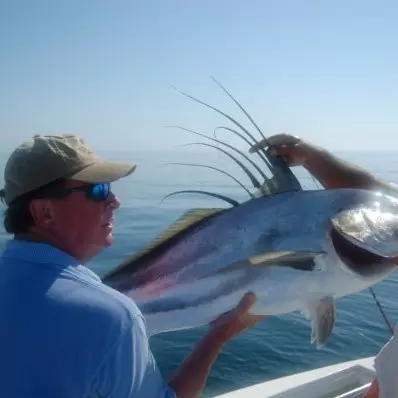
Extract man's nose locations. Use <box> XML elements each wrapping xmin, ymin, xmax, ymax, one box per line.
<box><xmin>107</xmin><ymin>191</ymin><xmax>121</xmax><ymax>209</ymax></box>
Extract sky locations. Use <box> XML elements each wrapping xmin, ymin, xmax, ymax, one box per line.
<box><xmin>0</xmin><ymin>0</ymin><xmax>397</xmax><ymax>152</ymax></box>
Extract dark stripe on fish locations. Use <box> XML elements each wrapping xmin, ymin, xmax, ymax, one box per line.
<box><xmin>138</xmin><ymin>269</ymin><xmax>258</xmax><ymax>315</ymax></box>
<box><xmin>137</xmin><ymin>253</ymin><xmax>319</xmax><ymax>315</ymax></box>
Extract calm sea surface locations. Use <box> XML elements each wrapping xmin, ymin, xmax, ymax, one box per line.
<box><xmin>1</xmin><ymin>148</ymin><xmax>398</xmax><ymax>397</ymax></box>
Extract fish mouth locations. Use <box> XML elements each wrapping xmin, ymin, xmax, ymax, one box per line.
<box><xmin>330</xmin><ymin>207</ymin><xmax>398</xmax><ymax>278</ymax></box>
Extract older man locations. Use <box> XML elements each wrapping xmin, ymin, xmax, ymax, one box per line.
<box><xmin>249</xmin><ymin>133</ymin><xmax>398</xmax><ymax>398</ymax></box>
<box><xmin>0</xmin><ymin>134</ymin><xmax>264</xmax><ymax>398</ymax></box>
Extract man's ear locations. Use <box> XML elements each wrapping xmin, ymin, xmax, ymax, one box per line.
<box><xmin>29</xmin><ymin>199</ymin><xmax>55</xmax><ymax>228</ymax></box>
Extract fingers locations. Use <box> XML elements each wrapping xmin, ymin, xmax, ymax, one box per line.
<box><xmin>267</xmin><ymin>134</ymin><xmax>301</xmax><ymax>148</ymax></box>
<box><xmin>249</xmin><ymin>138</ymin><xmax>268</xmax><ymax>153</ymax></box>
<box><xmin>249</xmin><ymin>134</ymin><xmax>302</xmax><ymax>153</ymax></box>
<box><xmin>236</xmin><ymin>293</ymin><xmax>267</xmax><ymax>326</ymax></box>
<box><xmin>210</xmin><ymin>293</ymin><xmax>256</xmax><ymax>325</ymax></box>
<box><xmin>208</xmin><ymin>293</ymin><xmax>266</xmax><ymax>338</ymax></box>
<box><xmin>235</xmin><ymin>292</ymin><xmax>257</xmax><ymax>314</ymax></box>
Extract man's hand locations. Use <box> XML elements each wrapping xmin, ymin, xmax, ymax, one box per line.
<box><xmin>249</xmin><ymin>133</ymin><xmax>317</xmax><ymax>168</ymax></box>
<box><xmin>208</xmin><ymin>292</ymin><xmax>266</xmax><ymax>342</ymax></box>
<box><xmin>168</xmin><ymin>293</ymin><xmax>266</xmax><ymax>398</ymax></box>
<box><xmin>364</xmin><ymin>378</ymin><xmax>379</xmax><ymax>398</ymax></box>
<box><xmin>249</xmin><ymin>133</ymin><xmax>389</xmax><ymax>192</ymax></box>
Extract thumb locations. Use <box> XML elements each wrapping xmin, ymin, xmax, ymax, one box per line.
<box><xmin>235</xmin><ymin>292</ymin><xmax>257</xmax><ymax>314</ymax></box>
<box><xmin>249</xmin><ymin>138</ymin><xmax>269</xmax><ymax>153</ymax></box>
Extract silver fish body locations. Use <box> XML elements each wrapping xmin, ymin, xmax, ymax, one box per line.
<box><xmin>103</xmin><ymin>80</ymin><xmax>398</xmax><ymax>347</ymax></box>
<box><xmin>104</xmin><ymin>188</ymin><xmax>398</xmax><ymax>346</ymax></box>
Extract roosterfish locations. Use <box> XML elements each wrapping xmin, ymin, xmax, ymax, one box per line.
<box><xmin>102</xmin><ymin>79</ymin><xmax>398</xmax><ymax>348</ymax></box>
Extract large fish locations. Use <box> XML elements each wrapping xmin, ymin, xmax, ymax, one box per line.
<box><xmin>103</xmin><ymin>79</ymin><xmax>398</xmax><ymax>347</ymax></box>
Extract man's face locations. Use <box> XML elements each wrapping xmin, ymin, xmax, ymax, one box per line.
<box><xmin>31</xmin><ymin>179</ymin><xmax>121</xmax><ymax>262</ymax></box>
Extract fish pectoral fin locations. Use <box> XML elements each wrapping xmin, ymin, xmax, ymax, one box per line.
<box><xmin>308</xmin><ymin>297</ymin><xmax>336</xmax><ymax>349</ymax></box>
<box><xmin>248</xmin><ymin>251</ymin><xmax>324</xmax><ymax>272</ymax></box>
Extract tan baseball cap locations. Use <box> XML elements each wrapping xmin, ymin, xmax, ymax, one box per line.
<box><xmin>1</xmin><ymin>134</ymin><xmax>137</xmax><ymax>205</ymax></box>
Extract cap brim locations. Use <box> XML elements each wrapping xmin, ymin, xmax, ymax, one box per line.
<box><xmin>70</xmin><ymin>161</ymin><xmax>137</xmax><ymax>183</ymax></box>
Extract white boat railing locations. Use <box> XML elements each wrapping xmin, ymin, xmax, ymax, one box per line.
<box><xmin>214</xmin><ymin>356</ymin><xmax>376</xmax><ymax>398</ymax></box>
<box><xmin>334</xmin><ymin>383</ymin><xmax>371</xmax><ymax>398</ymax></box>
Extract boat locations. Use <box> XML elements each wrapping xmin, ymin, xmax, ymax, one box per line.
<box><xmin>214</xmin><ymin>356</ymin><xmax>375</xmax><ymax>398</ymax></box>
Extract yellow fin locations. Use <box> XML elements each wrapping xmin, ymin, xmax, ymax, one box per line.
<box><xmin>137</xmin><ymin>208</ymin><xmax>224</xmax><ymax>258</ymax></box>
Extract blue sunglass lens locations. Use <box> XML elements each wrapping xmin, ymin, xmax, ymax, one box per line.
<box><xmin>90</xmin><ymin>183</ymin><xmax>110</xmax><ymax>201</ymax></box>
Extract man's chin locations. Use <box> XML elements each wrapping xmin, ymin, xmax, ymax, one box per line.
<box><xmin>104</xmin><ymin>233</ymin><xmax>114</xmax><ymax>247</ymax></box>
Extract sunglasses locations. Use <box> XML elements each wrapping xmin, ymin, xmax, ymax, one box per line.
<box><xmin>39</xmin><ymin>182</ymin><xmax>112</xmax><ymax>203</ymax></box>
<box><xmin>66</xmin><ymin>183</ymin><xmax>111</xmax><ymax>202</ymax></box>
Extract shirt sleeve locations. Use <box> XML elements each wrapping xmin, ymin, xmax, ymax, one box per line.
<box><xmin>374</xmin><ymin>325</ymin><xmax>398</xmax><ymax>398</ymax></box>
<box><xmin>91</xmin><ymin>314</ymin><xmax>176</xmax><ymax>398</ymax></box>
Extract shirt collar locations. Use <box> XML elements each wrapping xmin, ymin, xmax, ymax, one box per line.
<box><xmin>1</xmin><ymin>239</ymin><xmax>81</xmax><ymax>267</ymax></box>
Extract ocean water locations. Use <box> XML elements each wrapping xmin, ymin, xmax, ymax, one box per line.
<box><xmin>1</xmin><ymin>148</ymin><xmax>398</xmax><ymax>397</ymax></box>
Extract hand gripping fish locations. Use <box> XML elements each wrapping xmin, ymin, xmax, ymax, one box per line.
<box><xmin>102</xmin><ymin>79</ymin><xmax>398</xmax><ymax>348</ymax></box>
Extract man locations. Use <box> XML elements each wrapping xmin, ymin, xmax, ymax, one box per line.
<box><xmin>0</xmin><ymin>134</ymin><xmax>265</xmax><ymax>398</ymax></box>
<box><xmin>249</xmin><ymin>133</ymin><xmax>398</xmax><ymax>398</ymax></box>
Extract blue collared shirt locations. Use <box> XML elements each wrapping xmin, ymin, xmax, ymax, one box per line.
<box><xmin>0</xmin><ymin>239</ymin><xmax>176</xmax><ymax>398</ymax></box>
